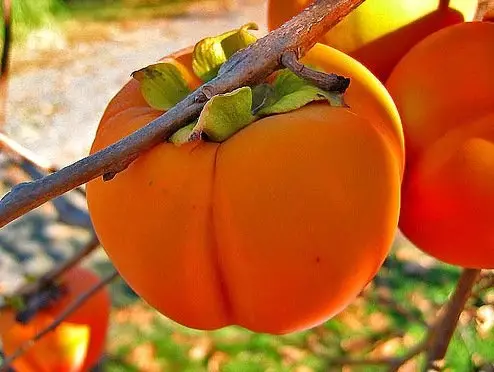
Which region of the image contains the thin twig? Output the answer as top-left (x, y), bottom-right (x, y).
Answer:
top-left (0, 133), bottom-right (53, 171)
top-left (329, 268), bottom-right (482, 371)
top-left (374, 291), bottom-right (427, 326)
top-left (0, 0), bottom-right (366, 228)
top-left (23, 235), bottom-right (100, 295)
top-left (0, 270), bottom-right (119, 371)
top-left (281, 50), bottom-right (350, 93)
top-left (0, 132), bottom-right (87, 196)
top-left (9, 159), bottom-right (92, 228)
top-left (0, 235), bottom-right (101, 312)
top-left (330, 332), bottom-right (429, 371)
top-left (0, 129), bottom-right (93, 228)
top-left (424, 268), bottom-right (481, 371)
top-left (0, 0), bottom-right (12, 129)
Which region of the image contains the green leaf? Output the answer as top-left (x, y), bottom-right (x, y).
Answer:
top-left (168, 122), bottom-right (197, 145)
top-left (251, 84), bottom-right (276, 115)
top-left (257, 69), bottom-right (346, 116)
top-left (192, 23), bottom-right (258, 82)
top-left (190, 87), bottom-right (255, 142)
top-left (132, 62), bottom-right (191, 110)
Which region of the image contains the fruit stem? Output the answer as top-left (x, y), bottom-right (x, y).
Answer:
top-left (281, 50), bottom-right (350, 93)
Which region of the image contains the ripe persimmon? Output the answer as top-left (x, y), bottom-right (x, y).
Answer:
top-left (386, 22), bottom-right (494, 269)
top-left (267, 0), bottom-right (477, 81)
top-left (86, 40), bottom-right (403, 334)
top-left (1, 266), bottom-right (111, 371)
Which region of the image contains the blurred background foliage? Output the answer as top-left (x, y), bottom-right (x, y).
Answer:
top-left (3, 0), bottom-right (66, 41)
top-left (101, 241), bottom-right (494, 371)
top-left (2, 0), bottom-right (224, 44)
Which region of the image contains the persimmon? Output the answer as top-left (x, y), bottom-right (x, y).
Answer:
top-left (1, 266), bottom-right (111, 371)
top-left (86, 34), bottom-right (403, 334)
top-left (386, 22), bottom-right (494, 269)
top-left (267, 0), bottom-right (477, 81)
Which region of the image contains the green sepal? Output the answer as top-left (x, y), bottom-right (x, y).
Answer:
top-left (256, 69), bottom-right (347, 116)
top-left (251, 84), bottom-right (276, 115)
top-left (189, 87), bottom-right (255, 143)
top-left (132, 62), bottom-right (191, 110)
top-left (192, 23), bottom-right (258, 82)
top-left (169, 122), bottom-right (197, 145)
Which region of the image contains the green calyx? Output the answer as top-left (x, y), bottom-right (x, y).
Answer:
top-left (192, 22), bottom-right (258, 82)
top-left (130, 23), bottom-right (347, 146)
top-left (132, 62), bottom-right (191, 111)
top-left (255, 68), bottom-right (347, 116)
top-left (170, 68), bottom-right (347, 145)
top-left (131, 23), bottom-right (259, 112)
top-left (170, 87), bottom-right (255, 145)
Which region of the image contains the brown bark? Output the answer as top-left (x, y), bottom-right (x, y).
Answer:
top-left (0, 0), bottom-right (366, 228)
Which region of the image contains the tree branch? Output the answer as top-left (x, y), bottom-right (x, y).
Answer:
top-left (1, 132), bottom-right (70, 175)
top-left (281, 50), bottom-right (350, 93)
top-left (24, 236), bottom-right (100, 295)
top-left (0, 270), bottom-right (119, 371)
top-left (424, 268), bottom-right (481, 371)
top-left (331, 338), bottom-right (427, 371)
top-left (0, 0), bottom-right (366, 228)
top-left (327, 268), bottom-right (482, 371)
top-left (0, 235), bottom-right (101, 314)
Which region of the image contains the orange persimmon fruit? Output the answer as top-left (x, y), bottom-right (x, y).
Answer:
top-left (267, 0), bottom-right (478, 81)
top-left (386, 21), bottom-right (494, 269)
top-left (1, 266), bottom-right (111, 371)
top-left (86, 42), bottom-right (403, 334)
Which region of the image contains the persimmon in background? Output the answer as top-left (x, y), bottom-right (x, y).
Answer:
top-left (86, 41), bottom-right (403, 334)
top-left (386, 21), bottom-right (494, 269)
top-left (267, 0), bottom-right (478, 81)
top-left (1, 267), bottom-right (111, 372)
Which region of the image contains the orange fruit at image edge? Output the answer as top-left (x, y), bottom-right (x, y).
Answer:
top-left (86, 43), bottom-right (403, 334)
top-left (267, 0), bottom-right (478, 81)
top-left (1, 267), bottom-right (111, 372)
top-left (386, 21), bottom-right (494, 269)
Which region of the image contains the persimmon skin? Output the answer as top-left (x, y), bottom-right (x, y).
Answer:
top-left (400, 113), bottom-right (494, 269)
top-left (267, 0), bottom-right (477, 81)
top-left (86, 44), bottom-right (402, 334)
top-left (386, 22), bottom-right (494, 269)
top-left (1, 267), bottom-right (111, 371)
top-left (213, 105), bottom-right (401, 333)
top-left (302, 44), bottom-right (404, 175)
top-left (386, 22), bottom-right (494, 163)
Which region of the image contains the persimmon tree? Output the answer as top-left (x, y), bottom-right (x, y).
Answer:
top-left (0, 0), bottom-right (493, 371)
